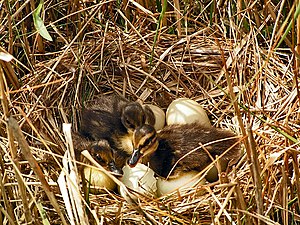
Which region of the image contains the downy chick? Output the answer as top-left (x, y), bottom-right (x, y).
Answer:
top-left (128, 123), bottom-right (241, 181)
top-left (78, 93), bottom-right (155, 168)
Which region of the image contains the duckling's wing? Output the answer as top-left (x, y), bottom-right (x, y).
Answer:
top-left (85, 94), bottom-right (128, 114)
top-left (158, 124), bottom-right (241, 175)
top-left (162, 138), bottom-right (212, 176)
top-left (79, 109), bottom-right (123, 140)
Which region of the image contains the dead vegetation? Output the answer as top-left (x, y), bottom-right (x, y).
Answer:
top-left (0, 0), bottom-right (299, 224)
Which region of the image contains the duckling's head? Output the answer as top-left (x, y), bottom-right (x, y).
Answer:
top-left (121, 102), bottom-right (146, 132)
top-left (90, 140), bottom-right (123, 176)
top-left (128, 124), bottom-right (159, 167)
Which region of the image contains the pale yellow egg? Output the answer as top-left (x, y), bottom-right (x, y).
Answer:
top-left (143, 104), bottom-right (165, 130)
top-left (166, 98), bottom-right (211, 128)
top-left (83, 167), bottom-right (116, 193)
top-left (205, 160), bottom-right (229, 182)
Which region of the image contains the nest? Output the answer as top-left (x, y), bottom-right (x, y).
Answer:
top-left (0, 1), bottom-right (299, 224)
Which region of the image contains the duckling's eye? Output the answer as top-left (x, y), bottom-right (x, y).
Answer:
top-left (125, 119), bottom-right (135, 129)
top-left (94, 154), bottom-right (105, 164)
top-left (143, 136), bottom-right (155, 148)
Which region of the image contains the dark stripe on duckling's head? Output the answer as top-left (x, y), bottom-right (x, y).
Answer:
top-left (121, 102), bottom-right (146, 132)
top-left (90, 140), bottom-right (123, 176)
top-left (128, 124), bottom-right (158, 167)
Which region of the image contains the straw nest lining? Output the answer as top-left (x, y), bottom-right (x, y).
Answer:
top-left (1, 14), bottom-right (299, 225)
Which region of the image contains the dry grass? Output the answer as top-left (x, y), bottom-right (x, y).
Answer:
top-left (0, 0), bottom-right (299, 224)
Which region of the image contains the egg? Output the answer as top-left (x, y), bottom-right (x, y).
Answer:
top-left (205, 160), bottom-right (229, 182)
top-left (120, 163), bottom-right (157, 197)
top-left (166, 98), bottom-right (211, 128)
top-left (83, 167), bottom-right (117, 194)
top-left (143, 104), bottom-right (165, 130)
top-left (156, 172), bottom-right (206, 197)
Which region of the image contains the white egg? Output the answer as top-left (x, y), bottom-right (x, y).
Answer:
top-left (83, 167), bottom-right (116, 193)
top-left (166, 98), bottom-right (211, 128)
top-left (156, 172), bottom-right (206, 197)
top-left (143, 104), bottom-right (165, 130)
top-left (120, 164), bottom-right (157, 197)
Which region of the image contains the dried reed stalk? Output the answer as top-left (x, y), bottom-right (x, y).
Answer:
top-left (0, 66), bottom-right (33, 224)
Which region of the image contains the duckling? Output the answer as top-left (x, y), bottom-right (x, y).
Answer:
top-left (128, 123), bottom-right (241, 181)
top-left (78, 94), bottom-right (155, 167)
top-left (72, 132), bottom-right (123, 192)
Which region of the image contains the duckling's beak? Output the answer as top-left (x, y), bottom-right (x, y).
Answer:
top-left (128, 149), bottom-right (142, 167)
top-left (108, 161), bottom-right (123, 177)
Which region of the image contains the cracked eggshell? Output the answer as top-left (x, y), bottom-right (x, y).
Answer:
top-left (120, 163), bottom-right (157, 197)
top-left (143, 104), bottom-right (165, 131)
top-left (166, 98), bottom-right (211, 128)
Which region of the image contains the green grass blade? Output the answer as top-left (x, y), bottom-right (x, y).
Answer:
top-left (33, 0), bottom-right (53, 41)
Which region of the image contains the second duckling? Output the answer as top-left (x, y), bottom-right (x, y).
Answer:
top-left (79, 94), bottom-right (155, 167)
top-left (128, 123), bottom-right (241, 181)
top-left (72, 132), bottom-right (123, 193)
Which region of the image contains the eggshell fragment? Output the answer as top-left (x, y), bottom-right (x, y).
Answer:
top-left (120, 164), bottom-right (157, 197)
top-left (143, 104), bottom-right (165, 130)
top-left (156, 172), bottom-right (206, 197)
top-left (166, 98), bottom-right (211, 128)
